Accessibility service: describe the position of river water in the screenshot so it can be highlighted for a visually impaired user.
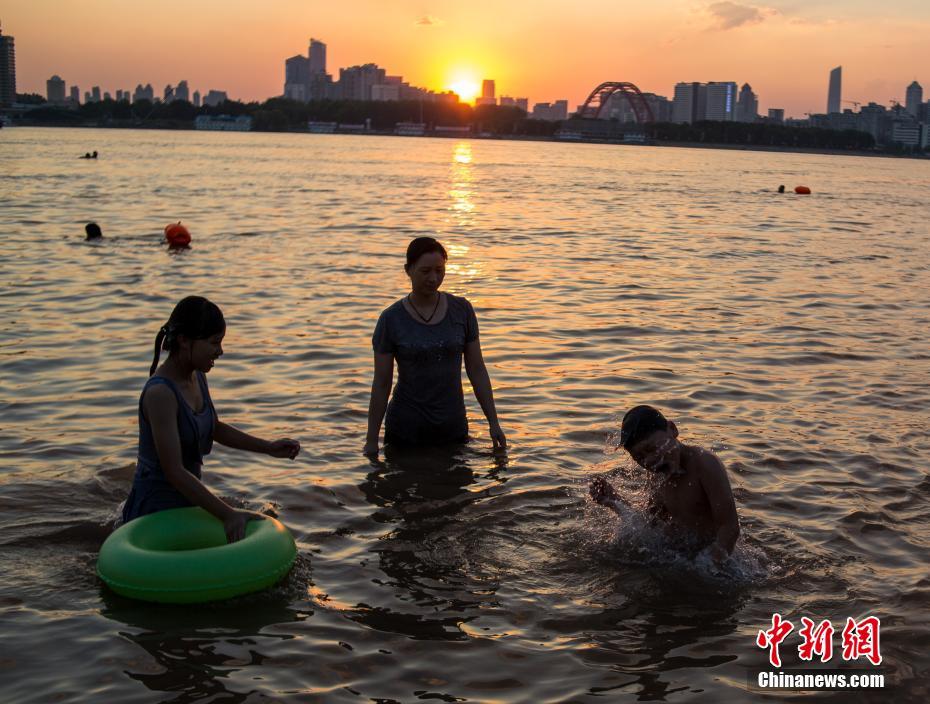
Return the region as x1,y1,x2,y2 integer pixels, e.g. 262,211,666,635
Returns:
1,127,928,702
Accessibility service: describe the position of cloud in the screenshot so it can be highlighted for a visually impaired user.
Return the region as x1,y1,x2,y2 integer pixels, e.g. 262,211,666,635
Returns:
416,15,444,27
706,2,771,29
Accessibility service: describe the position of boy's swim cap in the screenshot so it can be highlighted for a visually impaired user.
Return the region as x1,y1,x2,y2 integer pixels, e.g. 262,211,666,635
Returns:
620,405,668,450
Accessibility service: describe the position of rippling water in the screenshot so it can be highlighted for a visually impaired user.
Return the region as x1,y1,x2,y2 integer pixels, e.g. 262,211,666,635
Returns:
1,127,928,702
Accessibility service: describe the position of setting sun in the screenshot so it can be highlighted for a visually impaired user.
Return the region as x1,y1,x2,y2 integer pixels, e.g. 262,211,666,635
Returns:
446,73,481,104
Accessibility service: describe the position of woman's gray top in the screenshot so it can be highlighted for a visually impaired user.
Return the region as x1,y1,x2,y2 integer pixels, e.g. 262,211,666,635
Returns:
372,293,479,445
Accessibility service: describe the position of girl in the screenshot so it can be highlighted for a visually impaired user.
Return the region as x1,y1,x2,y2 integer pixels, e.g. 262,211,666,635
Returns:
122,296,300,542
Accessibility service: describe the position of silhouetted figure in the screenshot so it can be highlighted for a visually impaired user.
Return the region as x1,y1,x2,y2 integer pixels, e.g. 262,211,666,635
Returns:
80,151,99,159
92,150,98,159
85,222,102,240
777,185,785,193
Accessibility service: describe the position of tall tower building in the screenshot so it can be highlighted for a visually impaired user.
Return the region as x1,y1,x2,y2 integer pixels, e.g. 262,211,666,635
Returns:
70,85,80,104
175,80,190,102
736,83,758,122
827,66,842,114
705,82,737,121
47,75,66,103
309,39,326,74
905,81,923,118
0,26,15,108
672,82,707,124
193,90,201,108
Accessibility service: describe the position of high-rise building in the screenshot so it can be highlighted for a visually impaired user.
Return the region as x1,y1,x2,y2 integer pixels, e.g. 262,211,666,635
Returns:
827,66,842,114
193,90,201,107
203,90,228,107
284,55,309,100
47,75,66,103
736,83,758,122
905,81,923,118
672,82,707,124
767,108,785,123
164,84,175,102
516,98,528,113
499,96,515,107
309,39,326,74
133,83,154,103
338,64,386,100
91,86,101,102
0,27,15,108
175,80,190,102
476,79,496,106
704,82,737,121
285,39,333,101
70,85,80,104
103,91,112,101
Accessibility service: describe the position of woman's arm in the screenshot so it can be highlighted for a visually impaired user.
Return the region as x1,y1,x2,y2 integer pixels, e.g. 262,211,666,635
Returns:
144,385,257,542
464,339,506,449
364,352,394,456
214,420,300,459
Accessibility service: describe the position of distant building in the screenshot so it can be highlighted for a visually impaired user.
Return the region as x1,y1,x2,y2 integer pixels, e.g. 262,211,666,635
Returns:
605,91,670,123
69,85,80,104
905,81,922,118
857,102,887,142
531,100,568,121
164,84,174,102
827,66,842,114
103,91,112,101
91,86,102,103
704,82,737,121
672,82,706,124
515,97,528,113
175,80,190,103
309,39,326,74
133,83,154,103
0,28,15,108
339,64,386,100
203,90,228,107
499,96,515,107
285,39,333,102
891,121,921,147
767,108,784,123
736,83,758,122
371,83,400,101
476,79,496,106
192,90,201,107
46,75,66,104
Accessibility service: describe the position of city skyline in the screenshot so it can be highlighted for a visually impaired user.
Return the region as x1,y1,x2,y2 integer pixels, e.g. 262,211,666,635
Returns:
5,1,930,117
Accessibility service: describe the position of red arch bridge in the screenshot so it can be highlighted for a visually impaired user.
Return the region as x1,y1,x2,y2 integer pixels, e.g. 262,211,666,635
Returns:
576,82,655,123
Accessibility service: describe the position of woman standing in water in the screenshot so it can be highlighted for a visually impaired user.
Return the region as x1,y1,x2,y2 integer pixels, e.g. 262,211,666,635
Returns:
122,296,300,542
364,237,506,456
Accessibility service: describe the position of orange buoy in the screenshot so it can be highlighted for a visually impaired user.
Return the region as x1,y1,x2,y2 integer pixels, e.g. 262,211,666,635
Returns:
164,221,191,247
794,186,811,195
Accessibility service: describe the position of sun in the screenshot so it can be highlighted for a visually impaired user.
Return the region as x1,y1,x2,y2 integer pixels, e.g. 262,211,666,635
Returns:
446,73,481,104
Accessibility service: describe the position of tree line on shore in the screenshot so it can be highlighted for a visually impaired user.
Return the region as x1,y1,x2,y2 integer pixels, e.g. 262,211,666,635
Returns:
11,93,893,151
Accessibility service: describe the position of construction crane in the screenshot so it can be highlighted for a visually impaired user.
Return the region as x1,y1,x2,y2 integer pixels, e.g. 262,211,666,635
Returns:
842,100,861,109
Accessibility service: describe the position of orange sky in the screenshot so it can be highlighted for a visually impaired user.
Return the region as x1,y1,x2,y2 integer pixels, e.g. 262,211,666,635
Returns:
5,1,930,117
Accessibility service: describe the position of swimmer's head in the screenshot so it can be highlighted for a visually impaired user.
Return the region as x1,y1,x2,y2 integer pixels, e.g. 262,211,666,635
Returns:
85,222,102,240
620,405,680,474
150,296,226,376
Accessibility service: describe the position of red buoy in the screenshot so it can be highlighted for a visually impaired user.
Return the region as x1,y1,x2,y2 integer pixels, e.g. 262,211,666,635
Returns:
794,186,811,195
164,221,191,247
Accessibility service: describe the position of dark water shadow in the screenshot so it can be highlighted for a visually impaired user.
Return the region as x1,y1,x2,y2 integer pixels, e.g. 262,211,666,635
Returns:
99,589,311,704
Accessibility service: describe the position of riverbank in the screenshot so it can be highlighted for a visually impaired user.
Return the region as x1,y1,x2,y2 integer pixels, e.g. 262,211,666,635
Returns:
10,120,929,161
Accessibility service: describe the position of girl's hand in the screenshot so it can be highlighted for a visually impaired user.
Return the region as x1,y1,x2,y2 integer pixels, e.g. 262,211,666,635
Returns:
267,438,300,459
490,423,507,451
363,440,379,457
223,509,262,543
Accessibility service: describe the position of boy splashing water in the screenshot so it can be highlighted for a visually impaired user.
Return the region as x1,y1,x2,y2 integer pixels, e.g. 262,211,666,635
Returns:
590,405,740,564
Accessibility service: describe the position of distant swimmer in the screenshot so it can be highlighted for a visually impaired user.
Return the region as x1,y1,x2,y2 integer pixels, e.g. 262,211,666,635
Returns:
777,185,785,193
590,405,740,564
85,222,102,240
80,151,98,159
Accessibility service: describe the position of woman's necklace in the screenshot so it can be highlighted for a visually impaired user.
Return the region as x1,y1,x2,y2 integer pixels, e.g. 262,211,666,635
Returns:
407,293,441,323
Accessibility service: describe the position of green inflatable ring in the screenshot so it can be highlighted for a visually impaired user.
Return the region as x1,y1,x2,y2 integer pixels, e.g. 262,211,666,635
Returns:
97,507,297,603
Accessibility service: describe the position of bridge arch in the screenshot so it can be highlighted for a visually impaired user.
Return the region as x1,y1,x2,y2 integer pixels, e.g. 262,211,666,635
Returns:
578,82,655,123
